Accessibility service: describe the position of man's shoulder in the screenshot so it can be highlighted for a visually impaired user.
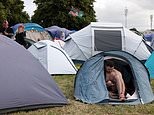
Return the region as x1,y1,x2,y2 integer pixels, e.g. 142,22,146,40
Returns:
113,69,121,73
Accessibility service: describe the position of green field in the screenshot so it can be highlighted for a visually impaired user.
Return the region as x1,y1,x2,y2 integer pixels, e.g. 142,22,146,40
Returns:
7,74,154,115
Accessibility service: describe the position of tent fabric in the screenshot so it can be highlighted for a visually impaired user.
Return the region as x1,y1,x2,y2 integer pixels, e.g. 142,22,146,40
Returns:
0,35,68,114
24,23,51,42
28,40,77,74
145,51,154,78
64,25,92,61
25,30,50,42
144,33,154,41
149,34,154,49
74,51,154,105
12,23,45,33
63,22,151,61
45,26,74,41
24,23,45,31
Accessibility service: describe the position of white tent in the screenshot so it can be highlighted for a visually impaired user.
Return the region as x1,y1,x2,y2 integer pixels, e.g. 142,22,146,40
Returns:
28,40,77,74
63,22,151,61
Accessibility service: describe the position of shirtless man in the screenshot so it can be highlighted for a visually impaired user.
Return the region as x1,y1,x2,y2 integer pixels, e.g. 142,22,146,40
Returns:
105,60,126,101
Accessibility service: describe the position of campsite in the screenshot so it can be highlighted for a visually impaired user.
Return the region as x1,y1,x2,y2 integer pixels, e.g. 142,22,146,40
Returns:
0,22,154,114
1,0,154,114
0,33,153,114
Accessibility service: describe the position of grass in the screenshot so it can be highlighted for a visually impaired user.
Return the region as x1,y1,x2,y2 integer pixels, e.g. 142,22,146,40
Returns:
6,72,154,115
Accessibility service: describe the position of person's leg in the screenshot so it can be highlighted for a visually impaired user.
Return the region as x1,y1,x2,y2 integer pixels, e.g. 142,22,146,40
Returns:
120,78,126,95
116,75,126,100
106,81,118,99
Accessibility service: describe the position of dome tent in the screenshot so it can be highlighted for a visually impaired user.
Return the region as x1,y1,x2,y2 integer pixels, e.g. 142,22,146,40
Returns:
12,23,45,33
64,22,151,61
0,35,68,114
74,51,154,105
23,23,51,42
12,23,51,42
45,25,74,41
28,40,77,74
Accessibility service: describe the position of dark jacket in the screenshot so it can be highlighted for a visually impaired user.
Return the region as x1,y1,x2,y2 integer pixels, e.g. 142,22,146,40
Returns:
15,31,27,47
0,27,13,38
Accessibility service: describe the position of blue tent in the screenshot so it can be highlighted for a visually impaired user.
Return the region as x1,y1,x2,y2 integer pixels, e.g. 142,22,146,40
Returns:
145,51,154,78
12,23,45,33
74,51,154,105
24,23,45,32
45,26,74,41
144,34,154,41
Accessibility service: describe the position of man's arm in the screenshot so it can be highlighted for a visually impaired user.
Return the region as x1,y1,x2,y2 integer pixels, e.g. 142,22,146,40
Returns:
114,70,125,96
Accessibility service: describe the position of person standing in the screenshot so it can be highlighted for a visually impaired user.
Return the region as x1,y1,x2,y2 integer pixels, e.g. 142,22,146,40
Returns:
0,20,13,38
15,24,27,48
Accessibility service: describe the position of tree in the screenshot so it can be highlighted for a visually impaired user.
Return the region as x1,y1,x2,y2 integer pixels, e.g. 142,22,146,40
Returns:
0,0,30,26
32,0,96,30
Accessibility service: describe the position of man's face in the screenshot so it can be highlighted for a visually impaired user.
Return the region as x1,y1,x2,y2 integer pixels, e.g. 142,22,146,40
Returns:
106,66,114,73
3,21,8,28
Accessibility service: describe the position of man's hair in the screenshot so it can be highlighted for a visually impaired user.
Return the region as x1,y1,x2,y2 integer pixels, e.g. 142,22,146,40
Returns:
104,60,114,67
3,20,8,24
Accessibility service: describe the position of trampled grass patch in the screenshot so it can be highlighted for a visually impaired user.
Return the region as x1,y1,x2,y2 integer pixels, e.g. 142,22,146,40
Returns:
7,74,154,115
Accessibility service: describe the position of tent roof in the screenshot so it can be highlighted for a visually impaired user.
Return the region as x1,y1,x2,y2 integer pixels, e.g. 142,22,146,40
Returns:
90,22,123,28
24,23,45,31
11,23,45,33
45,26,74,40
64,22,151,61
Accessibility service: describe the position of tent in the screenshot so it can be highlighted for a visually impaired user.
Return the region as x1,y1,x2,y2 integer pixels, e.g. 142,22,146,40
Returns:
11,23,23,34
24,23,45,31
28,40,77,74
151,36,154,49
12,23,44,33
0,35,68,114
145,51,154,78
144,33,154,42
12,23,51,42
63,22,151,61
74,51,154,105
45,26,74,41
24,38,36,48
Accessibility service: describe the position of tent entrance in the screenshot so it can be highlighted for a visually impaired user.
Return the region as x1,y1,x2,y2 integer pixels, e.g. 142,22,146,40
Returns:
104,57,138,101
